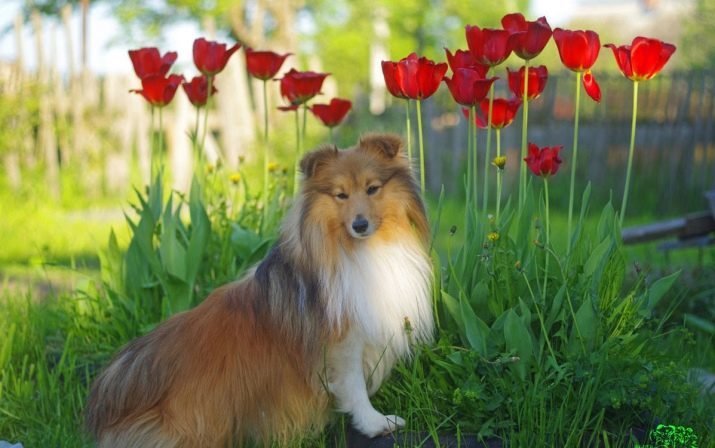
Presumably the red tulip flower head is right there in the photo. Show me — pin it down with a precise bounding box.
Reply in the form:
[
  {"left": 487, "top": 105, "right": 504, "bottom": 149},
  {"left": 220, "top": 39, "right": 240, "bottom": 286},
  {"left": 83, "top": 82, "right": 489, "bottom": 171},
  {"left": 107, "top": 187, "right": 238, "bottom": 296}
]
[
  {"left": 524, "top": 143, "right": 563, "bottom": 177},
  {"left": 193, "top": 37, "right": 240, "bottom": 77},
  {"left": 501, "top": 13, "right": 552, "bottom": 60},
  {"left": 444, "top": 68, "right": 497, "bottom": 107},
  {"left": 131, "top": 74, "right": 184, "bottom": 107},
  {"left": 381, "top": 53, "right": 448, "bottom": 100},
  {"left": 604, "top": 37, "right": 676, "bottom": 82},
  {"left": 279, "top": 68, "right": 330, "bottom": 106},
  {"left": 309, "top": 98, "right": 352, "bottom": 128},
  {"left": 465, "top": 25, "right": 514, "bottom": 67},
  {"left": 444, "top": 48, "right": 489, "bottom": 76},
  {"left": 468, "top": 97, "right": 522, "bottom": 129},
  {"left": 507, "top": 65, "right": 549, "bottom": 100},
  {"left": 245, "top": 48, "right": 292, "bottom": 81},
  {"left": 553, "top": 28, "right": 602, "bottom": 101},
  {"left": 128, "top": 47, "right": 177, "bottom": 79},
  {"left": 182, "top": 75, "right": 217, "bottom": 107}
]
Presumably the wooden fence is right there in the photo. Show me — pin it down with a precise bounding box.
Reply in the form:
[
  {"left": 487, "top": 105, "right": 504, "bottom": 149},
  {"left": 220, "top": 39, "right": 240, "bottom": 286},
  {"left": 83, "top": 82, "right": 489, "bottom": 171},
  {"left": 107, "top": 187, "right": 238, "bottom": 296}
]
[{"left": 421, "top": 70, "right": 715, "bottom": 215}]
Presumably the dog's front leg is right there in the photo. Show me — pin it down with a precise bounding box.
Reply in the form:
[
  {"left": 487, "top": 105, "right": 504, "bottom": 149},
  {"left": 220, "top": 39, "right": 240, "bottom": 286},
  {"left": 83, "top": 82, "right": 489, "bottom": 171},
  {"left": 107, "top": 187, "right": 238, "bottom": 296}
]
[{"left": 328, "top": 329, "right": 405, "bottom": 437}]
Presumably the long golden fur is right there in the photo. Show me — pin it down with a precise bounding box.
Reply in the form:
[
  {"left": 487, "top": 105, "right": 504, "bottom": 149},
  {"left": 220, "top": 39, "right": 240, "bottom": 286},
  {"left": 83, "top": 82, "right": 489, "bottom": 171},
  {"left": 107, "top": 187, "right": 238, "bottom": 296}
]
[{"left": 86, "top": 133, "right": 433, "bottom": 447}]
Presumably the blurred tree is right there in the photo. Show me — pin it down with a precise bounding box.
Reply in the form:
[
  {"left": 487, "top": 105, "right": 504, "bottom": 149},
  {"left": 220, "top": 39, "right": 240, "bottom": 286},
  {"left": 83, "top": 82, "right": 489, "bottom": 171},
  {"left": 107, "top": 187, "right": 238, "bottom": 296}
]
[{"left": 680, "top": 0, "right": 715, "bottom": 69}]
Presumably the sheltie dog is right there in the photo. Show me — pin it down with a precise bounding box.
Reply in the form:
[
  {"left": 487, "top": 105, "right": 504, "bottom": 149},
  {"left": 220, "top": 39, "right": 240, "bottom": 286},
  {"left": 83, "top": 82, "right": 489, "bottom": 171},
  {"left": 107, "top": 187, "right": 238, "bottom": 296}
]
[{"left": 85, "top": 133, "right": 434, "bottom": 447}]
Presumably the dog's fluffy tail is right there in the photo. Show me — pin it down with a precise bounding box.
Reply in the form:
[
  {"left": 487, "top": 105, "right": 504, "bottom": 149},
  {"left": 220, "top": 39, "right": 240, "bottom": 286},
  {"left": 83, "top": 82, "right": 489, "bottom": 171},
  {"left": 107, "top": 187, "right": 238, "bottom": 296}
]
[{"left": 85, "top": 280, "right": 330, "bottom": 447}]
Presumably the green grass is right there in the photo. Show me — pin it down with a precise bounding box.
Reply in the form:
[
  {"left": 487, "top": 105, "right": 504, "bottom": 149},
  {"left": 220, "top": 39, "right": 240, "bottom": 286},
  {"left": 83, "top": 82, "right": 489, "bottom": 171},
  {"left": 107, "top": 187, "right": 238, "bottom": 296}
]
[{"left": 1, "top": 179, "right": 714, "bottom": 447}]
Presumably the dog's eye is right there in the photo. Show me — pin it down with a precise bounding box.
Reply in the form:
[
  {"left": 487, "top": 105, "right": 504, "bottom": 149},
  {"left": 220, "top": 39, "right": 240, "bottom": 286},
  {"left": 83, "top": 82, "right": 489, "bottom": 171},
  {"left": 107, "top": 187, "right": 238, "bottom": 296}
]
[
  {"left": 366, "top": 185, "right": 380, "bottom": 196},
  {"left": 336, "top": 192, "right": 349, "bottom": 200}
]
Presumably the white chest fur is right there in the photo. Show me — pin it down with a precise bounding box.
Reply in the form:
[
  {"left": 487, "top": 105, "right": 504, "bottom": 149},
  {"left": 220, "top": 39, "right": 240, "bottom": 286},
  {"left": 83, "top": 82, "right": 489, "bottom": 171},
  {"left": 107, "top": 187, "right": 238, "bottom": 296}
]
[{"left": 328, "top": 239, "right": 434, "bottom": 357}]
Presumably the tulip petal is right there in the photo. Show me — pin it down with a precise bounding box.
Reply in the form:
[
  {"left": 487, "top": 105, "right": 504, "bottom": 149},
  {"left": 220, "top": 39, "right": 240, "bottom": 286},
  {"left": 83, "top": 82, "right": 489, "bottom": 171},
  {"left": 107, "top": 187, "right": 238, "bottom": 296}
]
[{"left": 582, "top": 70, "right": 601, "bottom": 102}]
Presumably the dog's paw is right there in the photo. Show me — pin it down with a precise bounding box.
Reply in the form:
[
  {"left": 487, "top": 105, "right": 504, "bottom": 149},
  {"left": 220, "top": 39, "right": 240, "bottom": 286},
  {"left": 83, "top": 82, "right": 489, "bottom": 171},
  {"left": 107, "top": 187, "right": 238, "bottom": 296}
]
[{"left": 353, "top": 412, "right": 406, "bottom": 438}]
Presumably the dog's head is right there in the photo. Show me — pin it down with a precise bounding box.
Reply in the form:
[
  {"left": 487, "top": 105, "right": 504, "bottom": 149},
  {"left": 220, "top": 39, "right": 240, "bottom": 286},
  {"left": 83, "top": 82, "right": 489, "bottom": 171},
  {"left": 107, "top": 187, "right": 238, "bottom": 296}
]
[{"left": 299, "top": 133, "right": 428, "bottom": 244}]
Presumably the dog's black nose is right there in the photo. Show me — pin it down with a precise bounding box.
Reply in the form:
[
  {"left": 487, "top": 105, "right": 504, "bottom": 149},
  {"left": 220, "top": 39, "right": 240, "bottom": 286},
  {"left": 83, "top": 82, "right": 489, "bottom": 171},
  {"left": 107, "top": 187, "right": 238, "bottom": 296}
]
[{"left": 352, "top": 216, "right": 369, "bottom": 234}]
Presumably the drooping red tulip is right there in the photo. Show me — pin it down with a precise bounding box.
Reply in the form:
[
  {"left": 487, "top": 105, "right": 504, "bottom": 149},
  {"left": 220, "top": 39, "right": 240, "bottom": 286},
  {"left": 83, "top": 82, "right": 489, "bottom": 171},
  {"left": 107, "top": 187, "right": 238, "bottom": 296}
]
[
  {"left": 245, "top": 48, "right": 292, "bottom": 81},
  {"left": 131, "top": 74, "right": 184, "bottom": 107},
  {"left": 193, "top": 37, "right": 241, "bottom": 77},
  {"left": 444, "top": 68, "right": 497, "bottom": 107},
  {"left": 524, "top": 143, "right": 563, "bottom": 177},
  {"left": 553, "top": 28, "right": 602, "bottom": 101},
  {"left": 465, "top": 25, "right": 514, "bottom": 67},
  {"left": 182, "top": 75, "right": 217, "bottom": 107},
  {"left": 604, "top": 37, "right": 676, "bottom": 82},
  {"left": 444, "top": 48, "right": 489, "bottom": 76},
  {"left": 381, "top": 53, "right": 448, "bottom": 100},
  {"left": 279, "top": 68, "right": 330, "bottom": 106},
  {"left": 309, "top": 98, "right": 352, "bottom": 128},
  {"left": 501, "top": 13, "right": 552, "bottom": 61},
  {"left": 507, "top": 65, "right": 548, "bottom": 100},
  {"left": 467, "top": 97, "right": 522, "bottom": 129},
  {"left": 128, "top": 47, "right": 177, "bottom": 80}
]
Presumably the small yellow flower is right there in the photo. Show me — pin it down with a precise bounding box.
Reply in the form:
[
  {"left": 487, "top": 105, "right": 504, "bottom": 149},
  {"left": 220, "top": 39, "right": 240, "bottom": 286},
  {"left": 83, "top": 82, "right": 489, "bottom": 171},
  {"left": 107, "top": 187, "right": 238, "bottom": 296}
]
[
  {"left": 492, "top": 156, "right": 507, "bottom": 170},
  {"left": 487, "top": 232, "right": 500, "bottom": 242},
  {"left": 229, "top": 173, "right": 242, "bottom": 185},
  {"left": 267, "top": 162, "right": 279, "bottom": 173},
  {"left": 514, "top": 260, "right": 522, "bottom": 271},
  {"left": 205, "top": 164, "right": 215, "bottom": 174}
]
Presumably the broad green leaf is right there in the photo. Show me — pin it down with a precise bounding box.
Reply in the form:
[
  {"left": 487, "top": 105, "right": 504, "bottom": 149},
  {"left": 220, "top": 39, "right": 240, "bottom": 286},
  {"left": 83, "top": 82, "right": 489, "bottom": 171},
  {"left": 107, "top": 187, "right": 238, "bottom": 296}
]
[
  {"left": 584, "top": 238, "right": 611, "bottom": 278},
  {"left": 684, "top": 313, "right": 715, "bottom": 334},
  {"left": 460, "top": 291, "right": 490, "bottom": 356},
  {"left": 597, "top": 248, "right": 626, "bottom": 313},
  {"left": 504, "top": 308, "right": 533, "bottom": 380},
  {"left": 568, "top": 298, "right": 598, "bottom": 356},
  {"left": 644, "top": 270, "right": 681, "bottom": 313},
  {"left": 545, "top": 284, "right": 567, "bottom": 333},
  {"left": 441, "top": 290, "right": 465, "bottom": 336}
]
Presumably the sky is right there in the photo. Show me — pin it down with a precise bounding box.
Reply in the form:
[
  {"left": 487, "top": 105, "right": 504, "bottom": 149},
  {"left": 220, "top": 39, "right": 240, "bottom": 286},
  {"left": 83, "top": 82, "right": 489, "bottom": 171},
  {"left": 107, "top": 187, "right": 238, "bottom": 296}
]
[{"left": 0, "top": 0, "right": 575, "bottom": 76}]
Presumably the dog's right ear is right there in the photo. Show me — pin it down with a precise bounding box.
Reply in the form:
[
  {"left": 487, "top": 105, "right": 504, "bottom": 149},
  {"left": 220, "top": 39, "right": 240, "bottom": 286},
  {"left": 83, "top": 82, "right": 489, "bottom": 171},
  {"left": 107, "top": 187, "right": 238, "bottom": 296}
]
[{"left": 300, "top": 145, "right": 338, "bottom": 178}]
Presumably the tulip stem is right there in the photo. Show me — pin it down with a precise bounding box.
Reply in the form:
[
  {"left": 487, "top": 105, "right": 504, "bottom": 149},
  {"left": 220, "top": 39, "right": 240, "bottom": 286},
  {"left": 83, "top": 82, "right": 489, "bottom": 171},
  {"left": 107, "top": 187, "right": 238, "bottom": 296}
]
[
  {"left": 567, "top": 71, "right": 581, "bottom": 254},
  {"left": 329, "top": 127, "right": 335, "bottom": 145},
  {"left": 201, "top": 75, "right": 213, "bottom": 165},
  {"left": 416, "top": 99, "right": 425, "bottom": 195},
  {"left": 520, "top": 59, "right": 530, "bottom": 208},
  {"left": 543, "top": 177, "right": 550, "bottom": 300},
  {"left": 483, "top": 69, "right": 495, "bottom": 217},
  {"left": 293, "top": 108, "right": 301, "bottom": 195},
  {"left": 466, "top": 106, "right": 473, "bottom": 234},
  {"left": 471, "top": 105, "right": 478, "bottom": 226},
  {"left": 496, "top": 129, "right": 502, "bottom": 224},
  {"left": 262, "top": 79, "right": 269, "bottom": 235},
  {"left": 620, "top": 81, "right": 639, "bottom": 227},
  {"left": 158, "top": 105, "right": 164, "bottom": 174},
  {"left": 150, "top": 106, "right": 155, "bottom": 180},
  {"left": 405, "top": 100, "right": 413, "bottom": 161}
]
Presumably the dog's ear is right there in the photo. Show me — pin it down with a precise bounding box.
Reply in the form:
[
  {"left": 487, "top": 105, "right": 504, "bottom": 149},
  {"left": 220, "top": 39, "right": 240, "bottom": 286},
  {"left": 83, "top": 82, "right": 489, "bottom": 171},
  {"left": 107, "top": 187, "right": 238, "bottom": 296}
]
[
  {"left": 300, "top": 145, "right": 338, "bottom": 178},
  {"left": 359, "top": 133, "right": 403, "bottom": 159}
]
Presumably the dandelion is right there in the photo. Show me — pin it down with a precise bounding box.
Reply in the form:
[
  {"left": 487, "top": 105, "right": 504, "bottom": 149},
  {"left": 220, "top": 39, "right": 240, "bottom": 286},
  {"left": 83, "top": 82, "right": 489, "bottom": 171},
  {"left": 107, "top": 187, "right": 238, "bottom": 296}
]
[
  {"left": 487, "top": 232, "right": 500, "bottom": 242},
  {"left": 229, "top": 173, "right": 242, "bottom": 185},
  {"left": 492, "top": 155, "right": 507, "bottom": 170},
  {"left": 267, "top": 162, "right": 279, "bottom": 173}
]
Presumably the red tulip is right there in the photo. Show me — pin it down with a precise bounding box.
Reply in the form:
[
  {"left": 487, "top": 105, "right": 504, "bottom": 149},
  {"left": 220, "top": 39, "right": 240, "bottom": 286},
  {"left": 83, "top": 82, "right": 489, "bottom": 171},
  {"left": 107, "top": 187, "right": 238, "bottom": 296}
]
[
  {"left": 466, "top": 97, "right": 522, "bottom": 129},
  {"left": 245, "top": 48, "right": 292, "bottom": 81},
  {"left": 552, "top": 28, "right": 600, "bottom": 72},
  {"left": 128, "top": 47, "right": 177, "bottom": 80},
  {"left": 444, "top": 48, "right": 489, "bottom": 76},
  {"left": 277, "top": 104, "right": 300, "bottom": 112},
  {"left": 279, "top": 68, "right": 329, "bottom": 106},
  {"left": 553, "top": 28, "right": 602, "bottom": 102},
  {"left": 182, "top": 75, "right": 217, "bottom": 107},
  {"left": 465, "top": 26, "right": 514, "bottom": 67},
  {"left": 507, "top": 65, "right": 548, "bottom": 100},
  {"left": 501, "top": 13, "right": 552, "bottom": 60},
  {"left": 193, "top": 37, "right": 240, "bottom": 77},
  {"left": 604, "top": 37, "right": 676, "bottom": 82},
  {"left": 382, "top": 53, "right": 448, "bottom": 100},
  {"left": 309, "top": 98, "right": 352, "bottom": 128},
  {"left": 444, "top": 68, "right": 497, "bottom": 106},
  {"left": 524, "top": 143, "right": 563, "bottom": 177},
  {"left": 131, "top": 74, "right": 184, "bottom": 107}
]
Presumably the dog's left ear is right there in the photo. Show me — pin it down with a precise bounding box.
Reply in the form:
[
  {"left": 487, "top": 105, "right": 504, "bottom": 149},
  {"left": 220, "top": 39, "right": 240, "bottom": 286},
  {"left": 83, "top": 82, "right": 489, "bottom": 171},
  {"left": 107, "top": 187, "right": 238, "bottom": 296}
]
[{"left": 359, "top": 133, "right": 403, "bottom": 159}]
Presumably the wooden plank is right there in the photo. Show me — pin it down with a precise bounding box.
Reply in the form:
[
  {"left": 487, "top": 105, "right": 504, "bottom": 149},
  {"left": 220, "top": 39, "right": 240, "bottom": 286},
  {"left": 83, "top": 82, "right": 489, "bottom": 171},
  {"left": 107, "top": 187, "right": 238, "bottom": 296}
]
[{"left": 622, "top": 211, "right": 715, "bottom": 244}]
